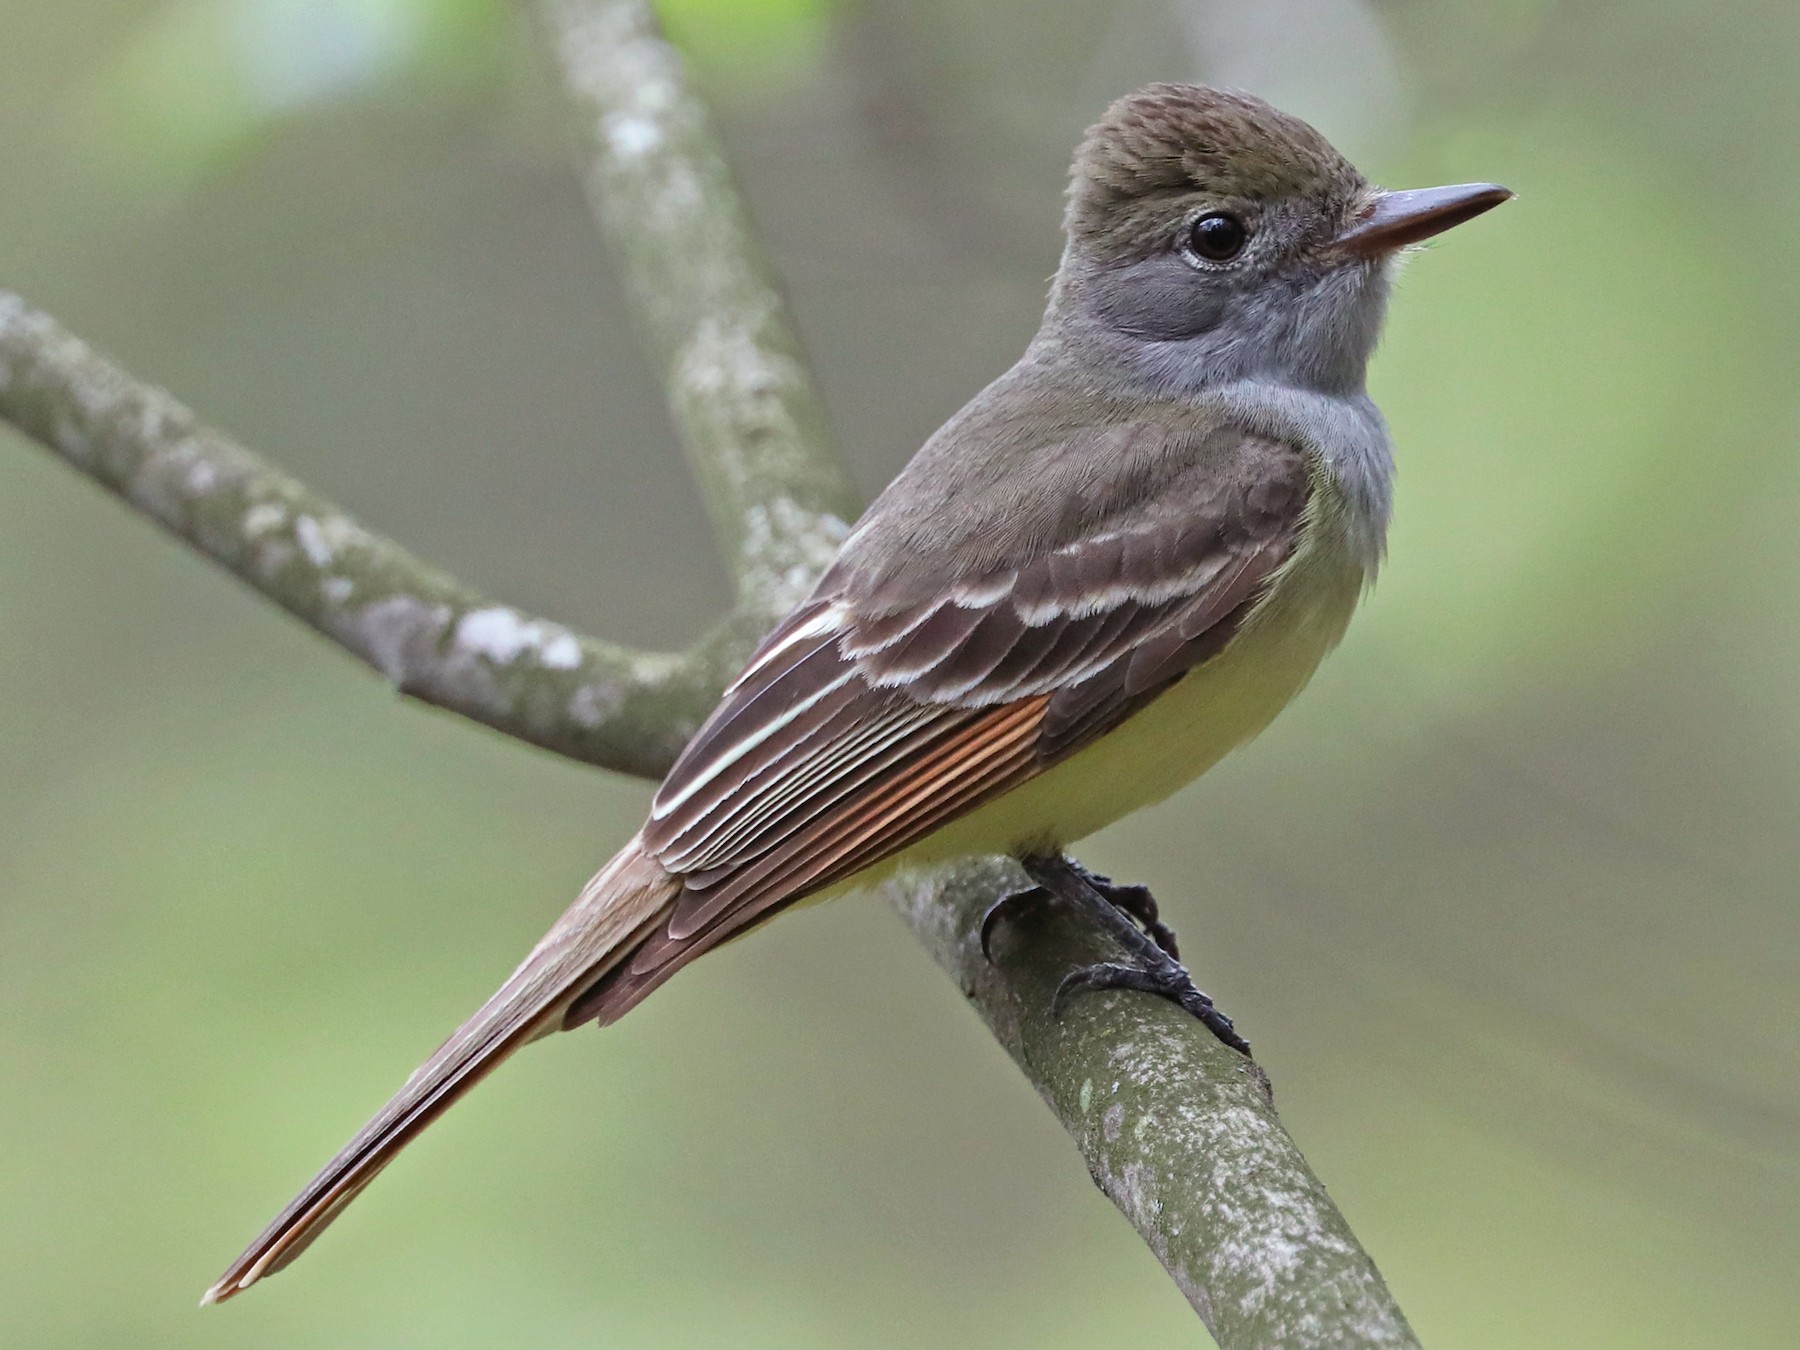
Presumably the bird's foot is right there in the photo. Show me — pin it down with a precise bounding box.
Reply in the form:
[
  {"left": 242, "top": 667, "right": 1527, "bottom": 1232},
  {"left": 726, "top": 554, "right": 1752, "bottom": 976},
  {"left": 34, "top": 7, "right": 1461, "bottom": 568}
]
[
  {"left": 1055, "top": 859, "right": 1180, "bottom": 959},
  {"left": 1051, "top": 958, "right": 1250, "bottom": 1055},
  {"left": 996, "top": 853, "right": 1250, "bottom": 1058},
  {"left": 981, "top": 864, "right": 1179, "bottom": 961}
]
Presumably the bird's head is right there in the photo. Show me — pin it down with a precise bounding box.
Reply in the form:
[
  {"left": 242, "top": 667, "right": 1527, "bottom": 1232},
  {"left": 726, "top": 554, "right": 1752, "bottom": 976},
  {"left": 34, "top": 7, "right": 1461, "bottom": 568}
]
[{"left": 1056, "top": 84, "right": 1510, "bottom": 393}]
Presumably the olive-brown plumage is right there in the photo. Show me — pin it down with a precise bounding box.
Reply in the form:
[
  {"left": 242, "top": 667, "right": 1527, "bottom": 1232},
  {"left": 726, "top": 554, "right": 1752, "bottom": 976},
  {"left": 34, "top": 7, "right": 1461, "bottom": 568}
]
[{"left": 204, "top": 83, "right": 1510, "bottom": 1305}]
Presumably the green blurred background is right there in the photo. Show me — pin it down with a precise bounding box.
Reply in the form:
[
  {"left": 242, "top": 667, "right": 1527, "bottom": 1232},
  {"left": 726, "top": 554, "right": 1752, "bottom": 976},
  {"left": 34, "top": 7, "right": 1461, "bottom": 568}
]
[{"left": 2, "top": 1, "right": 1796, "bottom": 1345}]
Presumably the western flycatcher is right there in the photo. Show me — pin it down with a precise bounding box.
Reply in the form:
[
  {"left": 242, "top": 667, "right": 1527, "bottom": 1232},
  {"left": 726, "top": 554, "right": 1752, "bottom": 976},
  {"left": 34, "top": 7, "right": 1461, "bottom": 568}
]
[{"left": 204, "top": 83, "right": 1509, "bottom": 1302}]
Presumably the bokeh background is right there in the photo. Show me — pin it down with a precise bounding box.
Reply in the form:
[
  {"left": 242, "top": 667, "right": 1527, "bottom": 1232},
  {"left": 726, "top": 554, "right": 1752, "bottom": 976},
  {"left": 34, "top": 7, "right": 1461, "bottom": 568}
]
[{"left": 2, "top": 1, "right": 1796, "bottom": 1346}]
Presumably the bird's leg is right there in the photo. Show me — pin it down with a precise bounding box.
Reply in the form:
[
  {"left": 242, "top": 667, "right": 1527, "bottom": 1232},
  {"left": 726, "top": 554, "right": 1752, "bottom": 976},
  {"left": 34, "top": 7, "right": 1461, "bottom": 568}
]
[
  {"left": 1054, "top": 859, "right": 1180, "bottom": 959},
  {"left": 981, "top": 864, "right": 1178, "bottom": 961},
  {"left": 1010, "top": 854, "right": 1250, "bottom": 1057}
]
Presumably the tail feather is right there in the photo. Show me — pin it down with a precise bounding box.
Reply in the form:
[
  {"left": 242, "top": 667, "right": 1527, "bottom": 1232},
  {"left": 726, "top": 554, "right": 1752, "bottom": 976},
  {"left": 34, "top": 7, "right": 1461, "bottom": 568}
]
[{"left": 202, "top": 838, "right": 677, "bottom": 1304}]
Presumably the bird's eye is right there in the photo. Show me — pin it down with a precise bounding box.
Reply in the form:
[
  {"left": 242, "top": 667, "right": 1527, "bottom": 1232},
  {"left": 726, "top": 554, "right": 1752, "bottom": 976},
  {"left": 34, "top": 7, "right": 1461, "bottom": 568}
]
[{"left": 1187, "top": 212, "right": 1248, "bottom": 262}]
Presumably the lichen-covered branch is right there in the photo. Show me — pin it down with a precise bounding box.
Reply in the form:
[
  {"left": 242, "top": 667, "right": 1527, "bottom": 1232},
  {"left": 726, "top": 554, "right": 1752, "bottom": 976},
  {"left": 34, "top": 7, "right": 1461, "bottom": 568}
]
[
  {"left": 537, "top": 0, "right": 859, "bottom": 622},
  {"left": 0, "top": 1, "right": 1419, "bottom": 1344},
  {"left": 0, "top": 290, "right": 726, "bottom": 777},
  {"left": 892, "top": 859, "right": 1417, "bottom": 1345}
]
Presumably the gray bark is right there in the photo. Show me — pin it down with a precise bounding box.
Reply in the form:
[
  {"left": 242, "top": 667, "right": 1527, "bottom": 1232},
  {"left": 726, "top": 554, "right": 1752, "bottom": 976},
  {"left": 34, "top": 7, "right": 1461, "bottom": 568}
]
[{"left": 894, "top": 859, "right": 1417, "bottom": 1346}]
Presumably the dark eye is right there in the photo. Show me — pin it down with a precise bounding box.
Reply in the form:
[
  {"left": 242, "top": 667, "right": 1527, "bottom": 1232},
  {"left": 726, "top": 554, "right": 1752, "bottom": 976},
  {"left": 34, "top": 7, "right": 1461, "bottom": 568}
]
[{"left": 1187, "top": 212, "right": 1248, "bottom": 262}]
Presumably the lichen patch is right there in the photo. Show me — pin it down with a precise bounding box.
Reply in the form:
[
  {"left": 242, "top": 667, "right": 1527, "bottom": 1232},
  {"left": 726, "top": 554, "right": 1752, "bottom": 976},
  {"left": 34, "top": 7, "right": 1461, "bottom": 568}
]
[
  {"left": 604, "top": 112, "right": 662, "bottom": 158},
  {"left": 455, "top": 607, "right": 585, "bottom": 671}
]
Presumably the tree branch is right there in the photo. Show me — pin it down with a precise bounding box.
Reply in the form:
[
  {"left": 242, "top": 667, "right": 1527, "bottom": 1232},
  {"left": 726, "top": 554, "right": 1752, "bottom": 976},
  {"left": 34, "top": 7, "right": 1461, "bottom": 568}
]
[
  {"left": 538, "top": 0, "right": 860, "bottom": 621},
  {"left": 0, "top": 2, "right": 1418, "bottom": 1344},
  {"left": 893, "top": 859, "right": 1417, "bottom": 1346},
  {"left": 0, "top": 290, "right": 727, "bottom": 777}
]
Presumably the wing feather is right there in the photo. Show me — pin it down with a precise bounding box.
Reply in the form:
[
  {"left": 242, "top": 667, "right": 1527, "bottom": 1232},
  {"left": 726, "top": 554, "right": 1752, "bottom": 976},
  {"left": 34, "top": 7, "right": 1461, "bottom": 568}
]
[{"left": 658, "top": 703, "right": 933, "bottom": 874}]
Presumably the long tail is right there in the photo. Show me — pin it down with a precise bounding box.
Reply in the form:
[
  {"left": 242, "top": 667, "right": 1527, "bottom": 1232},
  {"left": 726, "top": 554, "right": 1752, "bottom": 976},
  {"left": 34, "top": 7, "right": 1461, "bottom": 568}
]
[{"left": 202, "top": 838, "right": 678, "bottom": 1304}]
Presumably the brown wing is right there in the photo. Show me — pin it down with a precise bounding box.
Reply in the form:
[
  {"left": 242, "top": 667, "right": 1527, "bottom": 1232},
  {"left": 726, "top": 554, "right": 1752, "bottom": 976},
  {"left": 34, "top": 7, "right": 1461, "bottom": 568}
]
[{"left": 564, "top": 429, "right": 1307, "bottom": 1026}]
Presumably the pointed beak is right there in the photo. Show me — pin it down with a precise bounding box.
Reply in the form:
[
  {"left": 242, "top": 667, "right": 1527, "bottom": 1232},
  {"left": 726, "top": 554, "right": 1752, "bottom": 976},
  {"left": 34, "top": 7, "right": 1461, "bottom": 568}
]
[{"left": 1333, "top": 182, "right": 1513, "bottom": 257}]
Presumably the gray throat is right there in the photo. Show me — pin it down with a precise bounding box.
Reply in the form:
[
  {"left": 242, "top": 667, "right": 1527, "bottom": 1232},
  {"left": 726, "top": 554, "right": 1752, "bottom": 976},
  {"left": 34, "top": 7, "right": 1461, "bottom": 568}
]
[{"left": 1209, "top": 379, "right": 1393, "bottom": 573}]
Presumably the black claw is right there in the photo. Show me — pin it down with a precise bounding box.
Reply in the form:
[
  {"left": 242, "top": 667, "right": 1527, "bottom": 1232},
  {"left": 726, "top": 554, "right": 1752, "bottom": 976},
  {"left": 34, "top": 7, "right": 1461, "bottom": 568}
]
[
  {"left": 1054, "top": 958, "right": 1251, "bottom": 1056},
  {"left": 1050, "top": 962, "right": 1145, "bottom": 1018},
  {"left": 978, "top": 885, "right": 1049, "bottom": 962}
]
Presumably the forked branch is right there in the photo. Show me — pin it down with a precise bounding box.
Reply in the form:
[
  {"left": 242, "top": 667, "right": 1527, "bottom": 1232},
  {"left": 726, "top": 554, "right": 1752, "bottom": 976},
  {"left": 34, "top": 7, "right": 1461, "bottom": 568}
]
[{"left": 0, "top": 3, "right": 1416, "bottom": 1344}]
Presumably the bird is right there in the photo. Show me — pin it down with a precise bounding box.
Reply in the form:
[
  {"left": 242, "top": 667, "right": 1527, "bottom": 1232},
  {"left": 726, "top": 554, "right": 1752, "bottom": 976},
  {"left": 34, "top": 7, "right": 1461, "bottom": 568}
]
[{"left": 203, "top": 82, "right": 1510, "bottom": 1303}]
